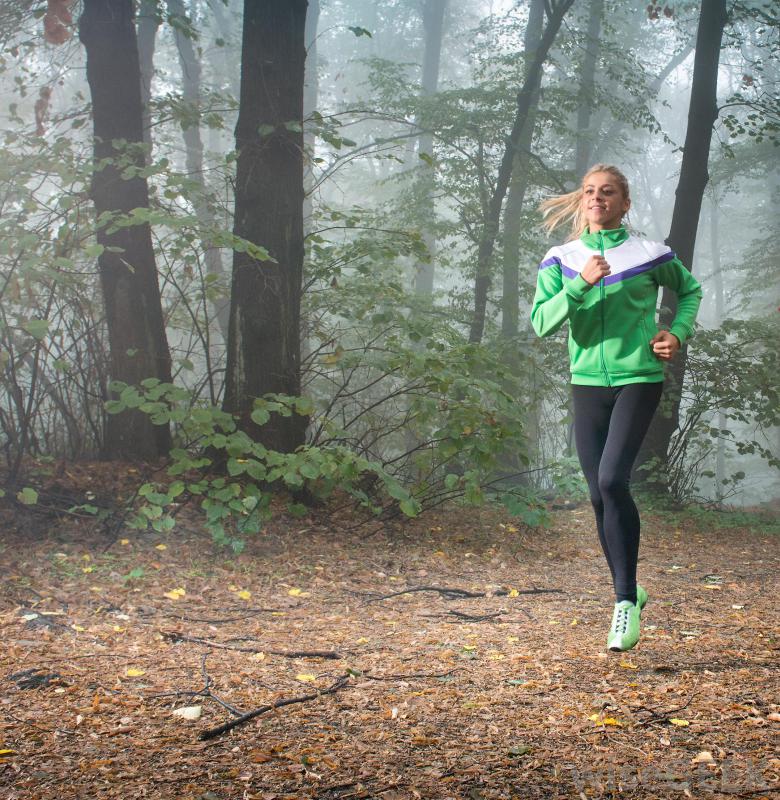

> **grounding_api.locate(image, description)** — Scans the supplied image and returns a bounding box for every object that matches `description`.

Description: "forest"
[0,1,778,799]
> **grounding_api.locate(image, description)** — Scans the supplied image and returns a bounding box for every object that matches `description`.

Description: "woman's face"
[582,171,630,232]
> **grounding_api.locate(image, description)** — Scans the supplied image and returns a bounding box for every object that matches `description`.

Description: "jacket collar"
[580,226,629,250]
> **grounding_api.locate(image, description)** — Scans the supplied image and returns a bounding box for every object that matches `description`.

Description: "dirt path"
[1,503,778,799]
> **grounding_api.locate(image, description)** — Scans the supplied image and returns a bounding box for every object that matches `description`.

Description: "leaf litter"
[0,494,778,799]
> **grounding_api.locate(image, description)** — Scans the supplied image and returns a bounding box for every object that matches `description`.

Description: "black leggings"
[572,382,663,603]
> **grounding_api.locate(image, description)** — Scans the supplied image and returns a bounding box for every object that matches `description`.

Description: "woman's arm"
[530,260,594,338]
[654,256,703,345]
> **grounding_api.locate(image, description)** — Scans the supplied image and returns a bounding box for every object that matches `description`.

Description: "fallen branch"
[199,674,351,740]
[365,585,563,603]
[161,632,340,660]
[148,653,245,717]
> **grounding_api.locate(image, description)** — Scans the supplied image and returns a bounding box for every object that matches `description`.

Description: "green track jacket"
[531,227,702,386]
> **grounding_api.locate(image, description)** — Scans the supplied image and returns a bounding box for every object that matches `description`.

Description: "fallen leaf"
[296,673,317,683]
[288,587,310,597]
[126,668,145,677]
[237,590,251,601]
[669,718,689,726]
[691,751,715,764]
[155,544,167,551]
[508,588,519,598]
[119,539,129,546]
[163,587,186,601]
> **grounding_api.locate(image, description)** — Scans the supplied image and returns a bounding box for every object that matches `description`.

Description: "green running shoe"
[607,600,641,652]
[636,583,648,613]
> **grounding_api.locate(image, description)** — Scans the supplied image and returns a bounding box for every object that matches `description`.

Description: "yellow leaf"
[548,620,560,625]
[0,750,16,755]
[506,525,518,533]
[237,590,251,601]
[356,637,370,644]
[296,673,317,683]
[669,718,689,726]
[288,587,305,597]
[570,618,579,626]
[126,668,145,677]
[228,584,238,591]
[164,587,185,601]
[82,554,91,561]
[113,626,125,633]
[508,588,519,598]
[71,624,85,632]
[702,585,721,591]
[119,539,129,546]
[82,566,94,573]
[155,544,167,551]
[619,661,638,669]
[251,652,266,661]
[506,636,519,643]
[588,713,623,727]
[462,645,477,651]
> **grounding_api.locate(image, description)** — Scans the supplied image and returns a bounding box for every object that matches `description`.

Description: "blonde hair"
[539,164,630,240]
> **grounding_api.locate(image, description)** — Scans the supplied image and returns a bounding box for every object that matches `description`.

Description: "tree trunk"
[709,192,726,501]
[469,0,574,345]
[166,0,230,341]
[636,0,727,491]
[79,0,173,459]
[500,0,544,339]
[303,0,320,229]
[574,0,603,177]
[222,0,308,453]
[137,0,161,149]
[414,0,448,296]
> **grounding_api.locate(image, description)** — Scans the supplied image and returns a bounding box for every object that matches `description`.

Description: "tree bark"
[468,0,574,345]
[500,0,544,339]
[574,0,603,177]
[79,0,173,459]
[636,0,728,491]
[414,0,448,296]
[222,0,308,453]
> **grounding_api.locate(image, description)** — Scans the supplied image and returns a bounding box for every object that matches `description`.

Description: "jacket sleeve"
[654,256,703,345]
[530,258,593,338]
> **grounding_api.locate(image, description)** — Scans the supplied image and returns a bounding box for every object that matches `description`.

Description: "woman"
[531,164,702,652]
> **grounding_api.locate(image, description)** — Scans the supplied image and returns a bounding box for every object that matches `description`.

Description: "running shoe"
[636,583,648,613]
[607,599,641,652]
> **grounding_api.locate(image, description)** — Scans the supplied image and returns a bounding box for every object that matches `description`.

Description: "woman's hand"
[649,330,680,361]
[581,255,611,285]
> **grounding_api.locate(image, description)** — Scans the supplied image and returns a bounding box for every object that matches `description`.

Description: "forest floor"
[1,473,778,800]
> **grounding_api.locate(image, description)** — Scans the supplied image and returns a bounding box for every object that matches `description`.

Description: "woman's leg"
[572,385,617,584]
[597,382,663,603]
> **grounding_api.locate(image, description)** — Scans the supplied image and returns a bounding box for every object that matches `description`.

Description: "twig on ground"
[199,674,351,740]
[633,693,698,727]
[364,584,563,603]
[147,652,245,716]
[161,631,340,660]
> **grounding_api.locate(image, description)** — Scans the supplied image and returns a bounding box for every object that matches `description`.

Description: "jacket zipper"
[598,231,611,385]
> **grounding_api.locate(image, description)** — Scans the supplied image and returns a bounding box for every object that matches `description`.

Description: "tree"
[79,0,173,459]
[166,0,230,339]
[638,0,728,489]
[468,0,575,345]
[500,0,544,339]
[222,1,308,453]
[413,0,448,296]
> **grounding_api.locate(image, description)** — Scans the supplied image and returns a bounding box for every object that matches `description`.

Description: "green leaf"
[347,25,372,37]
[16,487,38,505]
[250,408,270,426]
[22,319,50,340]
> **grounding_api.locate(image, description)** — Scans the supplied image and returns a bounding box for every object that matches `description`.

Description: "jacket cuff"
[565,273,593,301]
[669,324,690,346]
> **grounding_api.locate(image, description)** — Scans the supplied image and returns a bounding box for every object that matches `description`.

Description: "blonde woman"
[531,165,702,651]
